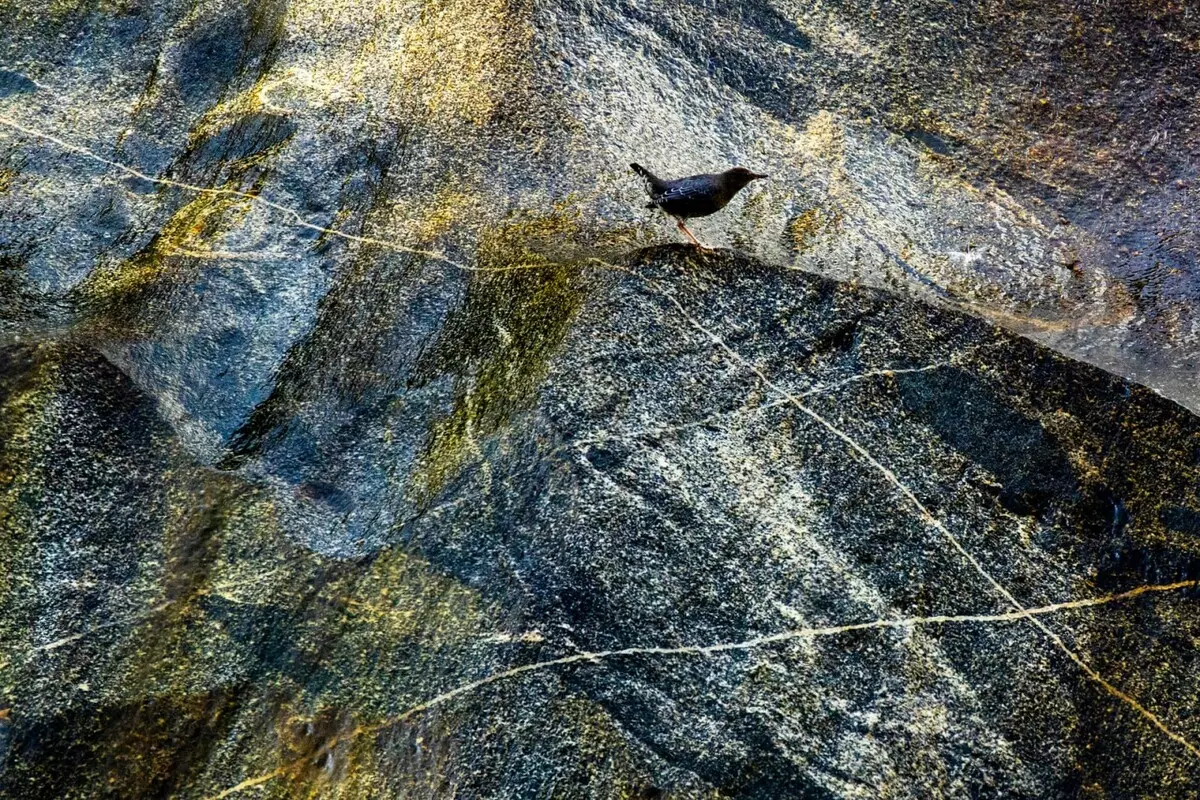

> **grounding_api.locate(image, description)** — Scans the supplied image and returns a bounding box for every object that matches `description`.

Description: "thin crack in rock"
[201,580,1198,799]
[12,118,1199,788]
[643,273,1200,761]
[546,346,998,489]
[28,602,175,654]
[0,116,555,276]
[25,568,290,656]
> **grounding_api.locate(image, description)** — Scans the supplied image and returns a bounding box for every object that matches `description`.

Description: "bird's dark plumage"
[630,162,768,219]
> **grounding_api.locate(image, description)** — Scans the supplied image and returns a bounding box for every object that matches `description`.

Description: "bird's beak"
[751,172,769,180]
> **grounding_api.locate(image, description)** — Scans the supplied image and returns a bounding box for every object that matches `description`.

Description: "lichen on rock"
[2,0,1200,796]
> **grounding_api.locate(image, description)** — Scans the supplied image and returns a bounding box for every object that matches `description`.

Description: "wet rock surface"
[2,247,1200,797]
[1,0,1199,413]
[1,0,1200,796]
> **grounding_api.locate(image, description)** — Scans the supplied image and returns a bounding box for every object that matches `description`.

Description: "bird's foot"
[676,219,712,250]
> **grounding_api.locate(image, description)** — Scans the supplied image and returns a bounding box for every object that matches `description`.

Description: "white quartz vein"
[201,579,1197,799]
[0,115,537,275]
[7,119,1198,788]
[645,275,1200,761]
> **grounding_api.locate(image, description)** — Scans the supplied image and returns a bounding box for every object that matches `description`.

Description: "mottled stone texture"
[1,0,1199,796]
[2,248,1199,797]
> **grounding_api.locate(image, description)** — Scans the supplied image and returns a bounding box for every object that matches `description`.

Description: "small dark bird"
[631,162,768,248]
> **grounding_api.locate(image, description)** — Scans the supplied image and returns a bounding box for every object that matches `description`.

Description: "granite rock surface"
[1,0,1199,796]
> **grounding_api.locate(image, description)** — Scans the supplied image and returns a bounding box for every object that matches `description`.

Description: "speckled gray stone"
[1,0,1199,796]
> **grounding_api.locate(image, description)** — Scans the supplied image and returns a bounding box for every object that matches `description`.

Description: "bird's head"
[724,166,769,190]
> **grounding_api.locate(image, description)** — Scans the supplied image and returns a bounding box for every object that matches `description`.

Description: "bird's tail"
[630,162,665,191]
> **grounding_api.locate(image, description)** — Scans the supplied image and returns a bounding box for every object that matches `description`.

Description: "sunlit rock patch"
[1,0,1199,796]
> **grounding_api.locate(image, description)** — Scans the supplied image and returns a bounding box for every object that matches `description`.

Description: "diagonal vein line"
[200,579,1196,799]
[29,602,173,653]
[0,115,544,274]
[571,342,999,451]
[646,276,1200,760]
[11,118,1197,785]
[202,767,289,800]
[201,260,1200,798]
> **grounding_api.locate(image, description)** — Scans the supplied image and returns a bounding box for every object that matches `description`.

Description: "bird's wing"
[650,176,712,205]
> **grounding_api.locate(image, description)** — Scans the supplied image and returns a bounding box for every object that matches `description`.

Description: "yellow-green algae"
[283,0,540,131]
[0,346,64,685]
[74,189,253,331]
[409,207,592,505]
[1,404,471,793]
[75,96,295,333]
[0,342,682,795]
[787,206,844,253]
[390,0,534,127]
[386,187,485,245]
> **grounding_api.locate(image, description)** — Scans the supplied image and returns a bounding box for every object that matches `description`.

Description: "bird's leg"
[675,218,711,250]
